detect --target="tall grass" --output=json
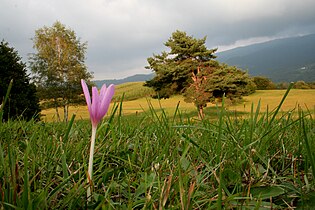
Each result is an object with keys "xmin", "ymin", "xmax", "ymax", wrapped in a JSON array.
[
  {"xmin": 1, "ymin": 86, "xmax": 315, "ymax": 209},
  {"xmin": 0, "ymin": 79, "xmax": 13, "ymax": 123}
]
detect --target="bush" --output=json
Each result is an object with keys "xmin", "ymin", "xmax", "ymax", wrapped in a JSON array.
[
  {"xmin": 293, "ymin": 80, "xmax": 310, "ymax": 89},
  {"xmin": 253, "ymin": 76, "xmax": 276, "ymax": 90}
]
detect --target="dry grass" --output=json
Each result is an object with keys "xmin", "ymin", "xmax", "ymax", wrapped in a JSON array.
[
  {"xmin": 41, "ymin": 89, "xmax": 315, "ymax": 122},
  {"xmin": 41, "ymin": 95, "xmax": 196, "ymax": 122},
  {"xmin": 229, "ymin": 89, "xmax": 315, "ymax": 113}
]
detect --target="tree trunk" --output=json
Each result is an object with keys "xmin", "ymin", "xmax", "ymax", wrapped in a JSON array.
[
  {"xmin": 54, "ymin": 98, "xmax": 61, "ymax": 122},
  {"xmin": 63, "ymin": 104, "xmax": 68, "ymax": 123},
  {"xmin": 198, "ymin": 105, "xmax": 204, "ymax": 120}
]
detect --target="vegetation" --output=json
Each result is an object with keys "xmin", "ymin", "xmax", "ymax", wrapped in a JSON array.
[
  {"xmin": 41, "ymin": 85, "xmax": 315, "ymax": 122},
  {"xmin": 145, "ymin": 30, "xmax": 255, "ymax": 118},
  {"xmin": 145, "ymin": 30, "xmax": 217, "ymax": 98},
  {"xmin": 252, "ymin": 76, "xmax": 315, "ymax": 90},
  {"xmin": 1, "ymin": 23, "xmax": 315, "ymax": 210},
  {"xmin": 184, "ymin": 64, "xmax": 255, "ymax": 118},
  {"xmin": 0, "ymin": 41, "xmax": 40, "ymax": 121},
  {"xmin": 253, "ymin": 76, "xmax": 276, "ymax": 90},
  {"xmin": 112, "ymin": 82, "xmax": 155, "ymax": 102},
  {"xmin": 1, "ymin": 85, "xmax": 315, "ymax": 209},
  {"xmin": 293, "ymin": 80, "xmax": 315, "ymax": 89},
  {"xmin": 29, "ymin": 21, "xmax": 92, "ymax": 122}
]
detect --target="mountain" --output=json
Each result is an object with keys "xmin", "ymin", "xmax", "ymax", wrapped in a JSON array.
[
  {"xmin": 95, "ymin": 34, "xmax": 315, "ymax": 86},
  {"xmin": 93, "ymin": 73, "xmax": 154, "ymax": 88},
  {"xmin": 216, "ymin": 34, "xmax": 315, "ymax": 82}
]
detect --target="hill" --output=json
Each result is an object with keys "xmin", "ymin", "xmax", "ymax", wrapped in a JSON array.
[
  {"xmin": 94, "ymin": 73, "xmax": 154, "ymax": 88},
  {"xmin": 216, "ymin": 34, "xmax": 315, "ymax": 82},
  {"xmin": 111, "ymin": 82, "xmax": 154, "ymax": 101},
  {"xmin": 94, "ymin": 34, "xmax": 315, "ymax": 85}
]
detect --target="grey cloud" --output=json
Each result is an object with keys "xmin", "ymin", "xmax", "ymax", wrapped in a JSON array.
[{"xmin": 1, "ymin": 0, "xmax": 315, "ymax": 79}]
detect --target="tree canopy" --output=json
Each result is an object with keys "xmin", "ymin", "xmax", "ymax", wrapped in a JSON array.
[
  {"xmin": 145, "ymin": 30, "xmax": 217, "ymax": 98},
  {"xmin": 145, "ymin": 30, "xmax": 255, "ymax": 118},
  {"xmin": 29, "ymin": 21, "xmax": 92, "ymax": 122},
  {"xmin": 253, "ymin": 76, "xmax": 276, "ymax": 90},
  {"xmin": 0, "ymin": 41, "xmax": 40, "ymax": 121}
]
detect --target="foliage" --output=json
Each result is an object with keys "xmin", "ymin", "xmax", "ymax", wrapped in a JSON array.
[
  {"xmin": 184, "ymin": 64, "xmax": 256, "ymax": 110},
  {"xmin": 276, "ymin": 82, "xmax": 290, "ymax": 90},
  {"xmin": 293, "ymin": 80, "xmax": 311, "ymax": 89},
  {"xmin": 0, "ymin": 90, "xmax": 315, "ymax": 209},
  {"xmin": 145, "ymin": 30, "xmax": 217, "ymax": 98},
  {"xmin": 145, "ymin": 30, "xmax": 255, "ymax": 117},
  {"xmin": 29, "ymin": 21, "xmax": 92, "ymax": 122},
  {"xmin": 253, "ymin": 76, "xmax": 276, "ymax": 90},
  {"xmin": 276, "ymin": 80, "xmax": 315, "ymax": 89},
  {"xmin": 0, "ymin": 41, "xmax": 40, "ymax": 121}
]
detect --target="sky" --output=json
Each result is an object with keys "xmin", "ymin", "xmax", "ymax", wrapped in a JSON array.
[{"xmin": 1, "ymin": 0, "xmax": 315, "ymax": 80}]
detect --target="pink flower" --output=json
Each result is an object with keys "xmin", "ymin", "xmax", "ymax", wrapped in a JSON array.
[
  {"xmin": 81, "ymin": 79, "xmax": 115, "ymax": 127},
  {"xmin": 81, "ymin": 79, "xmax": 115, "ymax": 201}
]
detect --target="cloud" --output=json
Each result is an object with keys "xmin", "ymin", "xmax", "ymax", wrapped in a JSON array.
[{"xmin": 1, "ymin": 0, "xmax": 315, "ymax": 79}]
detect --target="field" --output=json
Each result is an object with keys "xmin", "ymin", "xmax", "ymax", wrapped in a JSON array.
[
  {"xmin": 1, "ymin": 84, "xmax": 315, "ymax": 209},
  {"xmin": 42, "ymin": 82, "xmax": 315, "ymax": 121}
]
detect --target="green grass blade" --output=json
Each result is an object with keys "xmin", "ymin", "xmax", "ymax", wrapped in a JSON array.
[
  {"xmin": 0, "ymin": 79, "xmax": 13, "ymax": 122},
  {"xmin": 22, "ymin": 141, "xmax": 30, "ymax": 208},
  {"xmin": 301, "ymin": 113, "xmax": 315, "ymax": 183},
  {"xmin": 181, "ymin": 133, "xmax": 210, "ymax": 156},
  {"xmin": 267, "ymin": 82, "xmax": 294, "ymax": 130},
  {"xmin": 216, "ymin": 95, "xmax": 225, "ymax": 210},
  {"xmin": 63, "ymin": 114, "xmax": 76, "ymax": 142}
]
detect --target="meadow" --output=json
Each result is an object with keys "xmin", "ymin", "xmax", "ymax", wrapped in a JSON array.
[
  {"xmin": 41, "ymin": 82, "xmax": 315, "ymax": 122},
  {"xmin": 1, "ymin": 83, "xmax": 315, "ymax": 209}
]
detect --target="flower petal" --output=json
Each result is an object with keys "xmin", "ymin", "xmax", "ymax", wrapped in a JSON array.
[
  {"xmin": 81, "ymin": 80, "xmax": 115, "ymax": 127},
  {"xmin": 91, "ymin": 86, "xmax": 100, "ymax": 126},
  {"xmin": 81, "ymin": 79, "xmax": 91, "ymax": 112},
  {"xmin": 99, "ymin": 84, "xmax": 107, "ymax": 99},
  {"xmin": 99, "ymin": 84, "xmax": 115, "ymax": 118}
]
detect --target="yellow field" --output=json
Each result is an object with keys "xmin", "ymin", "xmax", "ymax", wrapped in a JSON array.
[
  {"xmin": 41, "ymin": 95, "xmax": 197, "ymax": 122},
  {"xmin": 230, "ymin": 89, "xmax": 315, "ymax": 113},
  {"xmin": 41, "ymin": 89, "xmax": 315, "ymax": 122}
]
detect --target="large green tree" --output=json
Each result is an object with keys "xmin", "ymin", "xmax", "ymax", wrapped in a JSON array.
[
  {"xmin": 0, "ymin": 41, "xmax": 40, "ymax": 121},
  {"xmin": 145, "ymin": 30, "xmax": 217, "ymax": 98},
  {"xmin": 30, "ymin": 21, "xmax": 92, "ymax": 122},
  {"xmin": 145, "ymin": 30, "xmax": 255, "ymax": 118}
]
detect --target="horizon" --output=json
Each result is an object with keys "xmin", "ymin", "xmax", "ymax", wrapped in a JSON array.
[{"xmin": 94, "ymin": 33, "xmax": 315, "ymax": 81}]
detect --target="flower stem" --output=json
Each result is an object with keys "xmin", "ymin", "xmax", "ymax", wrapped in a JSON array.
[{"xmin": 87, "ymin": 125, "xmax": 97, "ymax": 201}]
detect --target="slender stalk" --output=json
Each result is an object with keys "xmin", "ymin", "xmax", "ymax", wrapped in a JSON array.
[
  {"xmin": 87, "ymin": 125, "xmax": 97, "ymax": 201},
  {"xmin": 0, "ymin": 79, "xmax": 13, "ymax": 122}
]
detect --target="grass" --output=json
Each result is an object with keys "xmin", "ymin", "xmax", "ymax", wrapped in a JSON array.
[
  {"xmin": 1, "ymin": 84, "xmax": 315, "ymax": 209},
  {"xmin": 112, "ymin": 82, "xmax": 155, "ymax": 102},
  {"xmin": 41, "ymin": 88, "xmax": 315, "ymax": 122},
  {"xmin": 231, "ymin": 89, "xmax": 315, "ymax": 113}
]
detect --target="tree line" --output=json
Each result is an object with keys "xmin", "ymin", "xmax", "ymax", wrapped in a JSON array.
[
  {"xmin": 253, "ymin": 76, "xmax": 315, "ymax": 90},
  {"xmin": 1, "ymin": 21, "xmax": 92, "ymax": 122},
  {"xmin": 1, "ymin": 22, "xmax": 314, "ymax": 121}
]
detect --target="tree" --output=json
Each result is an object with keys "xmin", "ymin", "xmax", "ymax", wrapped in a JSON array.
[
  {"xmin": 276, "ymin": 82, "xmax": 289, "ymax": 90},
  {"xmin": 30, "ymin": 21, "xmax": 92, "ymax": 122},
  {"xmin": 253, "ymin": 76, "xmax": 276, "ymax": 90},
  {"xmin": 145, "ymin": 30, "xmax": 255, "ymax": 118},
  {"xmin": 293, "ymin": 80, "xmax": 310, "ymax": 89},
  {"xmin": 184, "ymin": 63, "xmax": 255, "ymax": 118},
  {"xmin": 145, "ymin": 30, "xmax": 217, "ymax": 98},
  {"xmin": 0, "ymin": 41, "xmax": 40, "ymax": 121}
]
